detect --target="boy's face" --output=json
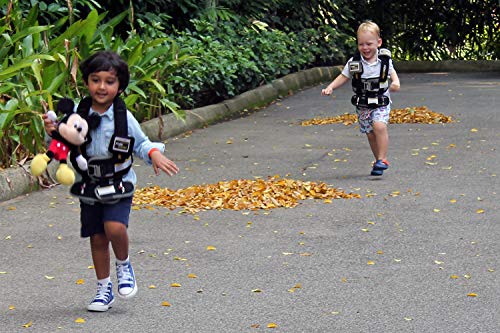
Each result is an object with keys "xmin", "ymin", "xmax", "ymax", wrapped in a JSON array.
[
  {"xmin": 357, "ymin": 30, "xmax": 382, "ymax": 63},
  {"xmin": 85, "ymin": 70, "xmax": 121, "ymax": 113}
]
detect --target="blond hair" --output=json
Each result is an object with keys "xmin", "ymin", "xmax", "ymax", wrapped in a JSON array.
[{"xmin": 357, "ymin": 20, "xmax": 381, "ymax": 38}]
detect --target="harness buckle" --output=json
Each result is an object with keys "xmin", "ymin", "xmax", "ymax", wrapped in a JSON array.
[
  {"xmin": 88, "ymin": 163, "xmax": 103, "ymax": 178},
  {"xmin": 362, "ymin": 78, "xmax": 380, "ymax": 92},
  {"xmin": 111, "ymin": 136, "xmax": 132, "ymax": 153},
  {"xmin": 349, "ymin": 61, "xmax": 363, "ymax": 75}
]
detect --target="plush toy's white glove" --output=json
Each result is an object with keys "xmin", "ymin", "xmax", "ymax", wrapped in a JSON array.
[
  {"xmin": 75, "ymin": 155, "xmax": 88, "ymax": 171},
  {"xmin": 47, "ymin": 110, "xmax": 58, "ymax": 123}
]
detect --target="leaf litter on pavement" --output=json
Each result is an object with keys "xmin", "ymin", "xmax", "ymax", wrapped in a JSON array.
[
  {"xmin": 133, "ymin": 175, "xmax": 360, "ymax": 213},
  {"xmin": 301, "ymin": 106, "xmax": 453, "ymax": 126}
]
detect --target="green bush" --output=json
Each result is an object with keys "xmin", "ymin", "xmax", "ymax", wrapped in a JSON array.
[
  {"xmin": 0, "ymin": 3, "xmax": 191, "ymax": 168},
  {"xmin": 171, "ymin": 19, "xmax": 351, "ymax": 109}
]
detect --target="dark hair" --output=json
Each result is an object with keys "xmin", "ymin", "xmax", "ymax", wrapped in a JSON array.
[{"xmin": 79, "ymin": 51, "xmax": 130, "ymax": 92}]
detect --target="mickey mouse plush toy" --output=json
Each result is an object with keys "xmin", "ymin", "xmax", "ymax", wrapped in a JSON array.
[{"xmin": 31, "ymin": 98, "xmax": 89, "ymax": 185}]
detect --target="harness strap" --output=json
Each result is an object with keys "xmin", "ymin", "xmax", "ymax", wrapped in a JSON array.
[
  {"xmin": 350, "ymin": 49, "xmax": 391, "ymax": 108},
  {"xmin": 72, "ymin": 96, "xmax": 134, "ymax": 181}
]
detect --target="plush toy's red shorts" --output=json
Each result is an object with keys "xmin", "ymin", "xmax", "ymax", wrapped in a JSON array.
[{"xmin": 79, "ymin": 197, "xmax": 133, "ymax": 238}]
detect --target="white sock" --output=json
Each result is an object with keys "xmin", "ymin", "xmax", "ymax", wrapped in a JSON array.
[
  {"xmin": 98, "ymin": 277, "xmax": 111, "ymax": 285},
  {"xmin": 116, "ymin": 256, "xmax": 129, "ymax": 265}
]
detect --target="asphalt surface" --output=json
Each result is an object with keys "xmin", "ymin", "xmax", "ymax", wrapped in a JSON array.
[{"xmin": 1, "ymin": 71, "xmax": 499, "ymax": 332}]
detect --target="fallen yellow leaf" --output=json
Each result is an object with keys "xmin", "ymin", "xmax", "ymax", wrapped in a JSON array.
[
  {"xmin": 267, "ymin": 323, "xmax": 278, "ymax": 328},
  {"xmin": 476, "ymin": 209, "xmax": 485, "ymax": 214},
  {"xmin": 170, "ymin": 283, "xmax": 181, "ymax": 287},
  {"xmin": 467, "ymin": 293, "xmax": 477, "ymax": 297},
  {"xmin": 148, "ymin": 285, "xmax": 157, "ymax": 289},
  {"xmin": 206, "ymin": 246, "xmax": 216, "ymax": 251},
  {"xmin": 22, "ymin": 321, "xmax": 33, "ymax": 328},
  {"xmin": 75, "ymin": 318, "xmax": 86, "ymax": 323},
  {"xmin": 9, "ymin": 305, "xmax": 15, "ymax": 310},
  {"xmin": 161, "ymin": 301, "xmax": 171, "ymax": 307},
  {"xmin": 75, "ymin": 279, "xmax": 85, "ymax": 285},
  {"xmin": 367, "ymin": 261, "xmax": 375, "ymax": 265},
  {"xmin": 188, "ymin": 273, "xmax": 198, "ymax": 278}
]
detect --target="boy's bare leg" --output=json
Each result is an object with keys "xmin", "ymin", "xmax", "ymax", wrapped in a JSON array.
[
  {"xmin": 368, "ymin": 121, "xmax": 389, "ymax": 161},
  {"xmin": 90, "ymin": 234, "xmax": 111, "ymax": 280},
  {"xmin": 104, "ymin": 221, "xmax": 129, "ymax": 261}
]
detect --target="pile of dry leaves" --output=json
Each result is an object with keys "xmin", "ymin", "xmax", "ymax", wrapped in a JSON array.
[
  {"xmin": 133, "ymin": 176, "xmax": 360, "ymax": 213},
  {"xmin": 301, "ymin": 106, "xmax": 453, "ymax": 126}
]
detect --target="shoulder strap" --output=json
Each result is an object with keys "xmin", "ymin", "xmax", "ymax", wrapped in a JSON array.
[
  {"xmin": 378, "ymin": 48, "xmax": 391, "ymax": 87},
  {"xmin": 350, "ymin": 52, "xmax": 363, "ymax": 94},
  {"xmin": 112, "ymin": 96, "xmax": 128, "ymax": 138},
  {"xmin": 108, "ymin": 96, "xmax": 134, "ymax": 168}
]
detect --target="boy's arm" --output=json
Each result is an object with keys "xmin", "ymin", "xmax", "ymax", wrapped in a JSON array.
[
  {"xmin": 321, "ymin": 74, "xmax": 350, "ymax": 96},
  {"xmin": 127, "ymin": 111, "xmax": 179, "ymax": 176},
  {"xmin": 389, "ymin": 70, "xmax": 400, "ymax": 92},
  {"xmin": 149, "ymin": 149, "xmax": 179, "ymax": 176}
]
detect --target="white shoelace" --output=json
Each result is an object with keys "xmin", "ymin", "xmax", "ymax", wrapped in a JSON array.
[
  {"xmin": 117, "ymin": 263, "xmax": 133, "ymax": 283},
  {"xmin": 94, "ymin": 283, "xmax": 111, "ymax": 301}
]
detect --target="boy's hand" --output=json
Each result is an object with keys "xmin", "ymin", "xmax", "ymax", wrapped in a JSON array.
[
  {"xmin": 42, "ymin": 112, "xmax": 57, "ymax": 136},
  {"xmin": 321, "ymin": 87, "xmax": 333, "ymax": 96},
  {"xmin": 150, "ymin": 150, "xmax": 179, "ymax": 176}
]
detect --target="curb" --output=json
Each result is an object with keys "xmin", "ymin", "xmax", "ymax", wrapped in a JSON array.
[
  {"xmin": 141, "ymin": 66, "xmax": 340, "ymax": 141},
  {"xmin": 1, "ymin": 60, "xmax": 499, "ymax": 202}
]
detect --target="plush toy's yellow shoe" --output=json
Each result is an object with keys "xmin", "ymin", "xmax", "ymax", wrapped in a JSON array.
[
  {"xmin": 56, "ymin": 163, "xmax": 75, "ymax": 185},
  {"xmin": 31, "ymin": 154, "xmax": 50, "ymax": 176}
]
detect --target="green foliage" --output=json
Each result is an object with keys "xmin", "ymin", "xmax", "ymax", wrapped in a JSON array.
[
  {"xmin": 0, "ymin": 2, "xmax": 191, "ymax": 168},
  {"xmin": 350, "ymin": 0, "xmax": 500, "ymax": 60},
  {"xmin": 1, "ymin": 0, "xmax": 498, "ymax": 169},
  {"xmin": 171, "ymin": 19, "xmax": 352, "ymax": 108}
]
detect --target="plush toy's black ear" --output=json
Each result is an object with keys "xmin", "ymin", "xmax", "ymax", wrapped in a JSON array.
[{"xmin": 57, "ymin": 98, "xmax": 75, "ymax": 116}]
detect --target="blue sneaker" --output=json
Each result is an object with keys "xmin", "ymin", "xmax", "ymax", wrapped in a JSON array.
[
  {"xmin": 371, "ymin": 159, "xmax": 389, "ymax": 176},
  {"xmin": 116, "ymin": 260, "xmax": 138, "ymax": 299},
  {"xmin": 87, "ymin": 281, "xmax": 115, "ymax": 312}
]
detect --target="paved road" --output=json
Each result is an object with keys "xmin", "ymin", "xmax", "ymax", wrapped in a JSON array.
[{"xmin": 1, "ymin": 72, "xmax": 499, "ymax": 332}]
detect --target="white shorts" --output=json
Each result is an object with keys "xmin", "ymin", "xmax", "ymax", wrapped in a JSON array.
[{"xmin": 356, "ymin": 104, "xmax": 391, "ymax": 133}]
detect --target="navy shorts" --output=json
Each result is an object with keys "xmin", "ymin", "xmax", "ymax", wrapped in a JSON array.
[{"xmin": 80, "ymin": 197, "xmax": 133, "ymax": 238}]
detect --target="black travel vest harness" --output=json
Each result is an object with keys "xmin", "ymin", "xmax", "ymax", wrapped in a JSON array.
[
  {"xmin": 69, "ymin": 96, "xmax": 135, "ymax": 204},
  {"xmin": 349, "ymin": 48, "xmax": 391, "ymax": 109}
]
